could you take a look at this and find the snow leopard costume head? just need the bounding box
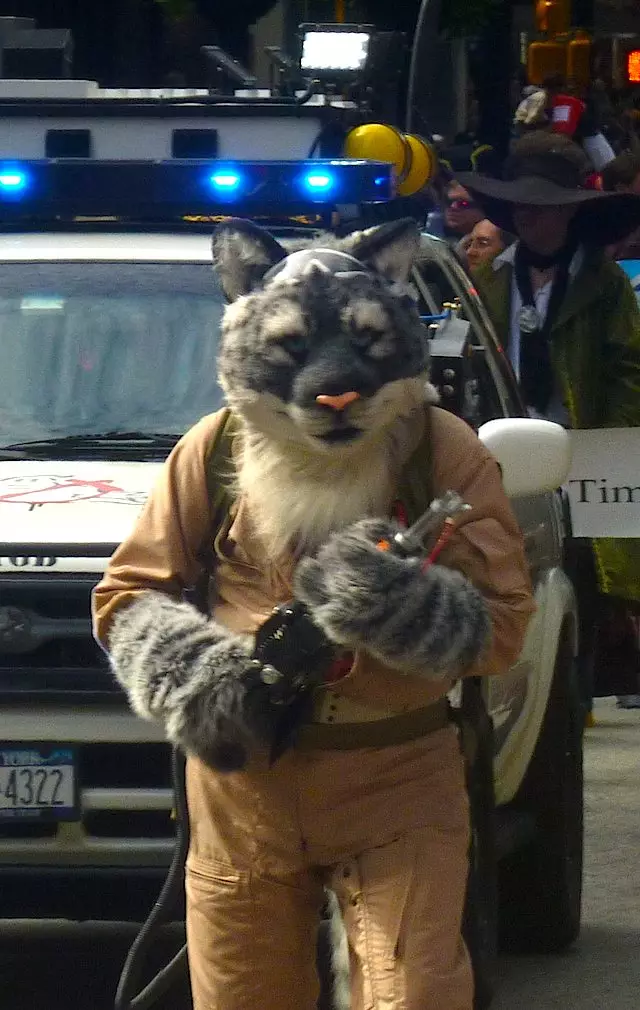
[212,216,437,559]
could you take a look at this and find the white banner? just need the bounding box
[567,428,640,538]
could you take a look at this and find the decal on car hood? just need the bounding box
[0,460,163,573]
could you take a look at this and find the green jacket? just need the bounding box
[475,249,640,601]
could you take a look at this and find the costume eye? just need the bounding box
[351,327,380,349]
[279,333,308,360]
[352,327,394,359]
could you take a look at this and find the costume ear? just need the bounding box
[345,218,421,284]
[212,218,287,302]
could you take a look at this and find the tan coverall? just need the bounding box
[92,405,535,1010]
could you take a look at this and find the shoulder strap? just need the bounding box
[195,407,239,586]
[397,406,434,526]
[204,406,239,535]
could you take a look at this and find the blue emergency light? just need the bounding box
[0,159,395,220]
[0,166,30,197]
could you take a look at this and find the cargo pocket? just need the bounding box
[185,857,254,1009]
[186,857,321,1010]
[185,855,251,947]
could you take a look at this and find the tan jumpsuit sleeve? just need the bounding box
[91,410,225,650]
[429,407,536,678]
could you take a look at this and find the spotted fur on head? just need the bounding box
[212,217,436,558]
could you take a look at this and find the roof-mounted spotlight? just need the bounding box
[298,23,374,83]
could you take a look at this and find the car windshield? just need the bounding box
[0,261,225,448]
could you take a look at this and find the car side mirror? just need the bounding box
[477,417,572,497]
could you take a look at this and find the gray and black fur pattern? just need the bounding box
[108,592,261,771]
[212,217,430,449]
[295,518,490,678]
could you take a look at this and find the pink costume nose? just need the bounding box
[315,391,361,412]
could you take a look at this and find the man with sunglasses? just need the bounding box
[443,181,484,241]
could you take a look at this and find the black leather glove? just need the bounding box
[243,600,337,761]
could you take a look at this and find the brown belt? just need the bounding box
[294,698,451,751]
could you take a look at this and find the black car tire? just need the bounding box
[461,679,498,1010]
[498,624,583,954]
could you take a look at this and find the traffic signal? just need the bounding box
[627,49,640,84]
[527,40,567,85]
[529,0,592,91]
[534,0,571,37]
[591,34,640,89]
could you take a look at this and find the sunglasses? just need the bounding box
[446,198,479,211]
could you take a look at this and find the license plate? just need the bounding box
[0,744,78,821]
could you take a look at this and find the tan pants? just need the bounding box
[185,725,473,1010]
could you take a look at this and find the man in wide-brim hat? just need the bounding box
[459,131,640,712]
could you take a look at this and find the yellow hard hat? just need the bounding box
[344,124,438,196]
[344,123,410,181]
[397,134,437,195]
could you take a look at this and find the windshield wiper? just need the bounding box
[1,432,181,453]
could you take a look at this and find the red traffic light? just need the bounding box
[628,50,640,83]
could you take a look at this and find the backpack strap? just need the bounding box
[396,405,434,527]
[204,406,240,546]
[192,408,239,610]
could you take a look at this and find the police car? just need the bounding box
[0,84,580,1006]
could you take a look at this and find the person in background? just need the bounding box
[602,152,640,261]
[512,74,616,173]
[443,180,484,242]
[462,219,514,273]
[601,150,640,195]
[458,131,640,720]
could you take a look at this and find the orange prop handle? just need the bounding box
[421,518,457,572]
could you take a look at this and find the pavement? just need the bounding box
[493,697,640,1009]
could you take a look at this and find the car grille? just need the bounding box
[0,572,120,700]
[0,576,178,853]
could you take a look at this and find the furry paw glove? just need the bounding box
[107,591,289,772]
[294,517,491,679]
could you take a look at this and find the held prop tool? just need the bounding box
[376,490,471,570]
[248,489,472,728]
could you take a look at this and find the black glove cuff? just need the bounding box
[243,657,310,707]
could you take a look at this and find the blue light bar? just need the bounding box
[302,171,334,193]
[0,172,25,188]
[0,164,30,198]
[209,171,242,191]
[0,159,395,220]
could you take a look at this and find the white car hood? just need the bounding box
[0,459,163,573]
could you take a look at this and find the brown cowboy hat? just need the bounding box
[457,133,640,246]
